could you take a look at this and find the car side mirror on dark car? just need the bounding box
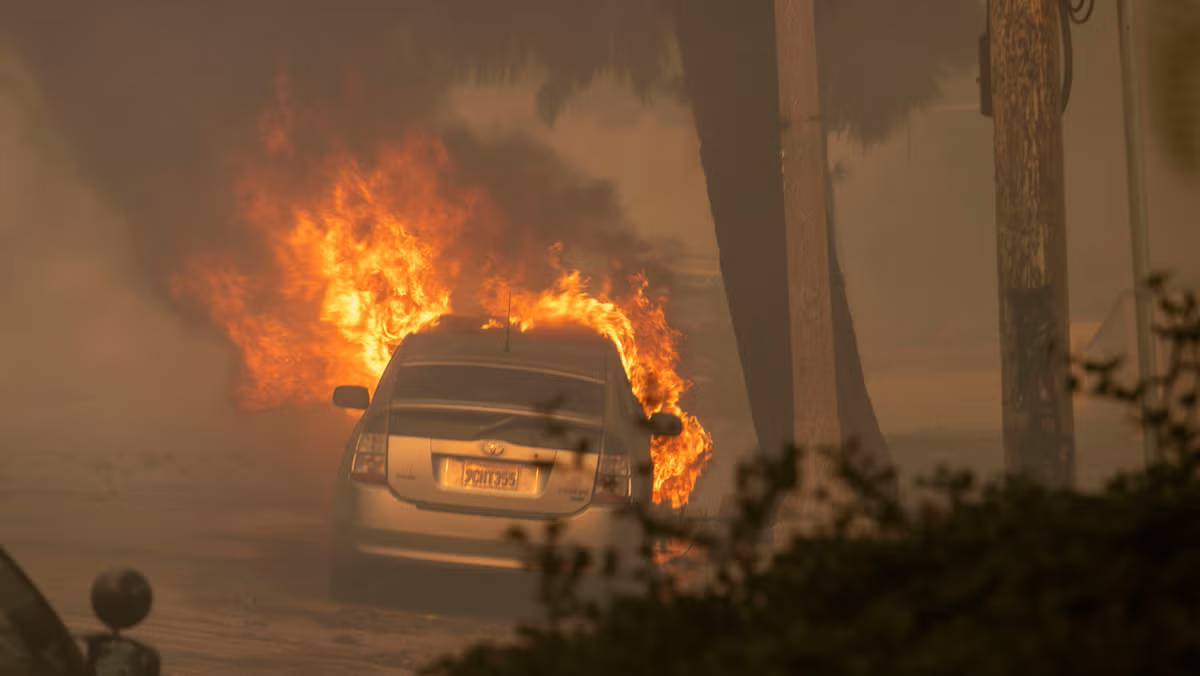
[332,385,370,410]
[648,411,684,437]
[86,569,161,676]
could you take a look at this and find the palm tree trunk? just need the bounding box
[675,0,889,470]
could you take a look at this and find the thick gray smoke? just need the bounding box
[0,1,671,325]
[0,1,683,500]
[0,0,991,499]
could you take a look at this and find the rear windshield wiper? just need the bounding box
[471,414,523,440]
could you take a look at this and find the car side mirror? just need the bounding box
[86,569,162,675]
[332,385,370,410]
[648,412,684,437]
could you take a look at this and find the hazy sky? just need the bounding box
[446,6,1200,440]
[2,5,1196,493]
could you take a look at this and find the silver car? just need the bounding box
[328,316,683,597]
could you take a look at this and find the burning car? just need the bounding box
[328,316,683,597]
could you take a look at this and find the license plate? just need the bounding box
[462,461,520,491]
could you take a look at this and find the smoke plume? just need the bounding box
[0,1,671,331]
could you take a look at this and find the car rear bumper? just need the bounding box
[332,482,643,574]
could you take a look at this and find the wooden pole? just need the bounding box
[989,0,1076,487]
[774,0,842,526]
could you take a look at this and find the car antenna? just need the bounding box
[504,291,512,352]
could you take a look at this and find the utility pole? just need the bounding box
[773,0,843,527]
[989,0,1076,487]
[1116,0,1161,464]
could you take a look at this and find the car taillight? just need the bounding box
[594,452,632,504]
[349,431,387,485]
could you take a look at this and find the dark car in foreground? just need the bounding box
[0,546,160,675]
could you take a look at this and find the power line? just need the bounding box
[1060,0,1097,112]
[1066,0,1097,24]
[980,0,1097,116]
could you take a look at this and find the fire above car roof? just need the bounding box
[395,315,619,379]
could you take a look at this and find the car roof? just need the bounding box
[394,316,621,380]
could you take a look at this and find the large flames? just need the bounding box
[173,96,711,507]
[482,259,712,506]
[173,136,470,409]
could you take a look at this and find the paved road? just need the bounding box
[0,440,523,675]
[0,398,742,675]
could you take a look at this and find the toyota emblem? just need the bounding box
[483,442,505,457]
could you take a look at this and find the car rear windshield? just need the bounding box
[390,363,605,416]
[388,409,604,453]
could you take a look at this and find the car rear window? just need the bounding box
[390,363,605,416]
[388,409,604,453]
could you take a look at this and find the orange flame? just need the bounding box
[173,96,711,506]
[174,135,477,407]
[481,254,712,507]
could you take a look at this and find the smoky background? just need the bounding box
[0,1,1197,510]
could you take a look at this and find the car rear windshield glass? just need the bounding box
[388,409,604,453]
[391,364,605,416]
